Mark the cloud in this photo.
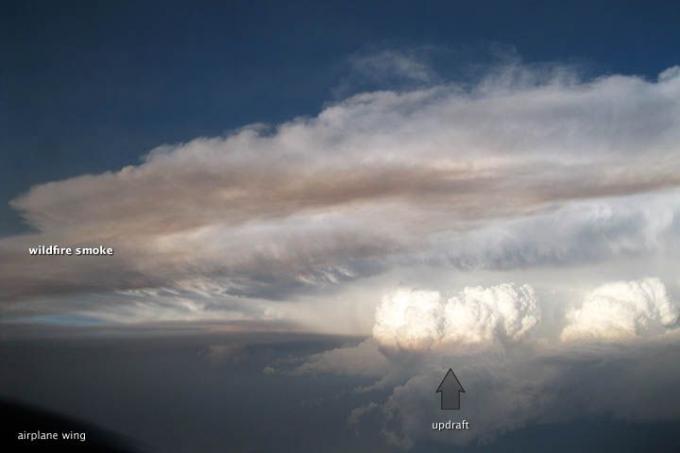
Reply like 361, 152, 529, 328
374, 341, 680, 449
429, 190, 680, 270
561, 278, 679, 342
335, 49, 439, 97
2, 62, 680, 326
347, 402, 380, 428
291, 277, 680, 449
373, 289, 443, 352
294, 339, 390, 377
372, 283, 539, 352
442, 283, 539, 344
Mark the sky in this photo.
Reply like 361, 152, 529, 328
2, 1, 680, 451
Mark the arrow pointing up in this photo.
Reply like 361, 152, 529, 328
436, 368, 465, 410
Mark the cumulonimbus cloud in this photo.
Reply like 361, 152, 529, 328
561, 278, 679, 342
372, 289, 444, 351
295, 277, 680, 449
372, 283, 540, 351
442, 283, 539, 344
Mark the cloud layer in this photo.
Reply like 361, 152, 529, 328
2, 61, 680, 328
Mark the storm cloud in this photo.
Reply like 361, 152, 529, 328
372, 284, 540, 352
2, 63, 680, 327
295, 278, 680, 448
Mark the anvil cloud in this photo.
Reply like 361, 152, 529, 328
2, 63, 680, 329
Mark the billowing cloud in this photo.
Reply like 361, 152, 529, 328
372, 283, 539, 351
373, 289, 443, 351
291, 277, 680, 449
442, 283, 539, 344
561, 278, 679, 342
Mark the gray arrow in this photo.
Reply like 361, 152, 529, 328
436, 368, 465, 410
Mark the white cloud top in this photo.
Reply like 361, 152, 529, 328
443, 283, 539, 344
372, 283, 540, 351
373, 289, 443, 351
561, 278, 679, 342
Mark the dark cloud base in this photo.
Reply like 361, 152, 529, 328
1, 333, 678, 452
